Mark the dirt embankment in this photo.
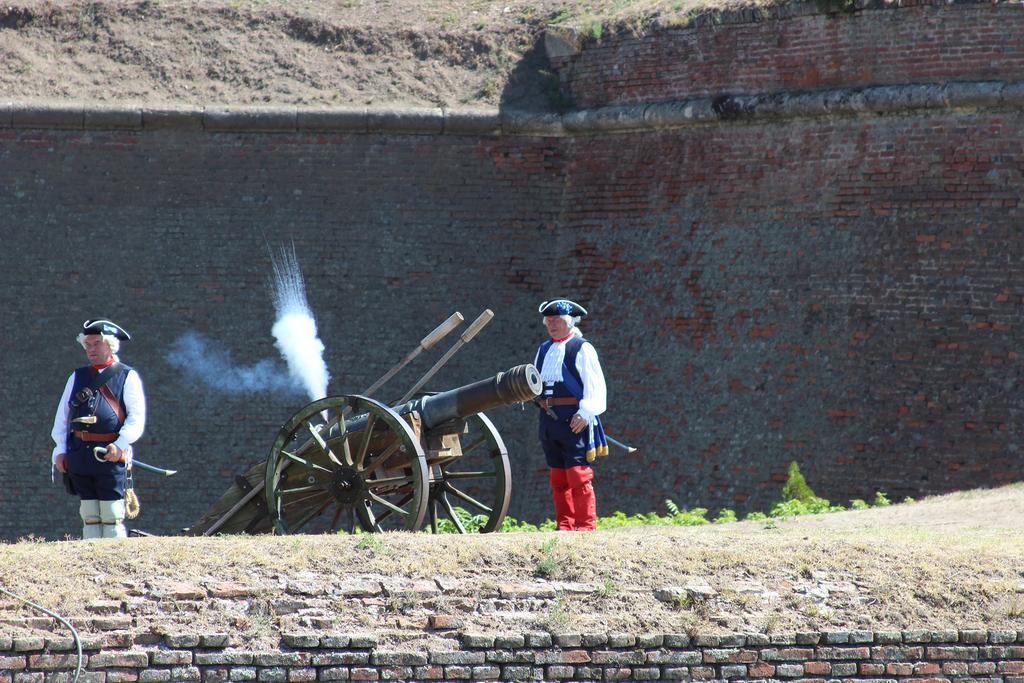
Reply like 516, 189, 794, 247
0, 0, 591, 110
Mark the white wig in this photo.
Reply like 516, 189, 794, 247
77, 332, 120, 355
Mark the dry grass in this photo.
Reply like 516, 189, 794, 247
2, 485, 1023, 645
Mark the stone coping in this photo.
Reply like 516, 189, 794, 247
1, 80, 1023, 137
4, 627, 1024, 653
546, 0, 1024, 36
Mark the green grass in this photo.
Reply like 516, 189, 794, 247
435, 460, 905, 533
436, 492, 901, 533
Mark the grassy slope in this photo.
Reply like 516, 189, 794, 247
2, 485, 1022, 646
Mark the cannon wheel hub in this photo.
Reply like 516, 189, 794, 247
331, 466, 365, 505
265, 394, 428, 534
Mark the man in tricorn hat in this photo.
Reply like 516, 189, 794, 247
534, 299, 608, 531
50, 319, 146, 539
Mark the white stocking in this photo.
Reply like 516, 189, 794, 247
79, 499, 102, 540
98, 499, 127, 539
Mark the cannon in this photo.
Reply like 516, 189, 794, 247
187, 311, 542, 536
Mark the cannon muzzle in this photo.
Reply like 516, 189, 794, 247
401, 363, 542, 429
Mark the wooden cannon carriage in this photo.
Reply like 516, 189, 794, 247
186, 311, 541, 536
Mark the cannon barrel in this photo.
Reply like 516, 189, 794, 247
341, 364, 541, 434
401, 363, 541, 429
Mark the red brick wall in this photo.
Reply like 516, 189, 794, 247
558, 112, 1023, 511
6, 628, 1023, 682
551, 2, 1024, 108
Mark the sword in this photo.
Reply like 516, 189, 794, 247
131, 459, 178, 477
531, 399, 638, 454
92, 446, 178, 476
605, 434, 637, 454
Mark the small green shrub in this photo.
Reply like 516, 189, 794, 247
545, 596, 571, 627
596, 578, 618, 598
355, 534, 385, 553
478, 76, 500, 100
781, 461, 817, 503
713, 509, 738, 524
672, 592, 691, 610
548, 8, 571, 24
534, 538, 561, 578
769, 496, 843, 518
873, 491, 891, 507
435, 506, 491, 534
591, 502, 710, 529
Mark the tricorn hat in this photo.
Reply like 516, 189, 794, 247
82, 319, 131, 340
538, 299, 588, 318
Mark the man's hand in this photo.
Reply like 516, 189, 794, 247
103, 444, 123, 462
569, 414, 587, 434
55, 453, 67, 473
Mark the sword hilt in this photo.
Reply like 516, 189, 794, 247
532, 398, 559, 420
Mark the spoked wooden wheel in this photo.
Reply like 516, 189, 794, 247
265, 394, 428, 534
426, 412, 512, 533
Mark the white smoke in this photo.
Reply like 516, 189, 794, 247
165, 332, 303, 397
270, 245, 331, 401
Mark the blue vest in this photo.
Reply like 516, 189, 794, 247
66, 364, 131, 475
536, 336, 586, 421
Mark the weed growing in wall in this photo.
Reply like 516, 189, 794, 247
534, 538, 561, 578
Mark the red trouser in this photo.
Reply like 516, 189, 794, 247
549, 465, 596, 531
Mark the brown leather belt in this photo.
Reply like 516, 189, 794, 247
537, 397, 579, 409
72, 431, 118, 442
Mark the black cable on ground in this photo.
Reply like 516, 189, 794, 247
0, 585, 82, 682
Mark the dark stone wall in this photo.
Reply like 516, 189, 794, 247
1, 127, 568, 540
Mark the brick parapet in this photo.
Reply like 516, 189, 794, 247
6, 629, 1024, 682
548, 1, 1024, 108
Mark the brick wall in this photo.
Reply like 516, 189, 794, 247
3, 628, 1024, 682
550, 1, 1024, 108
0, 123, 567, 540
3, 1, 1024, 540
559, 111, 1024, 513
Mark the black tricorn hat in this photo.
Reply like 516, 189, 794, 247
538, 299, 588, 317
82, 319, 131, 340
